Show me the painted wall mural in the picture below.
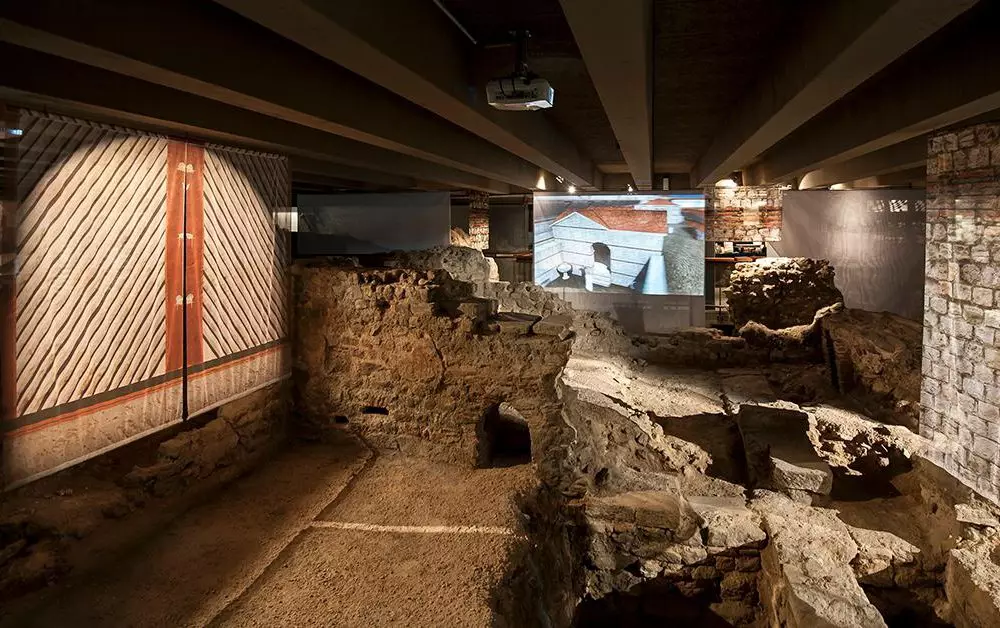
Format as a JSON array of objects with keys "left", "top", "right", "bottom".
[{"left": 1, "top": 110, "right": 290, "bottom": 487}]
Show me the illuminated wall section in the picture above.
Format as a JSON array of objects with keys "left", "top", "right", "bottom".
[{"left": 1, "top": 110, "right": 289, "bottom": 487}]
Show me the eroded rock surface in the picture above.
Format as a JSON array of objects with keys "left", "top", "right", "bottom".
[{"left": 820, "top": 307, "right": 922, "bottom": 431}]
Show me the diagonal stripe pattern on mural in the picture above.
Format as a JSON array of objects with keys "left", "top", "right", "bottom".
[
  {"left": 201, "top": 146, "right": 288, "bottom": 361},
  {"left": 14, "top": 113, "right": 169, "bottom": 416}
]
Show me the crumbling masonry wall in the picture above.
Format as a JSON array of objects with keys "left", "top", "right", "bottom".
[
  {"left": 921, "top": 120, "right": 1000, "bottom": 504},
  {"left": 292, "top": 263, "right": 571, "bottom": 466}
]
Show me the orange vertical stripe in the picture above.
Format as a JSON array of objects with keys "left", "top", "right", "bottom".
[
  {"left": 185, "top": 144, "right": 205, "bottom": 366},
  {"left": 164, "top": 141, "right": 186, "bottom": 371}
]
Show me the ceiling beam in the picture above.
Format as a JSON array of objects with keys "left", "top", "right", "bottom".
[
  {"left": 0, "top": 45, "right": 510, "bottom": 194},
  {"left": 0, "top": 0, "right": 538, "bottom": 189},
  {"left": 848, "top": 166, "right": 926, "bottom": 189},
  {"left": 212, "top": 0, "right": 595, "bottom": 188},
  {"left": 560, "top": 0, "right": 653, "bottom": 190},
  {"left": 749, "top": 0, "right": 1000, "bottom": 184},
  {"left": 692, "top": 0, "right": 978, "bottom": 187},
  {"left": 290, "top": 158, "right": 417, "bottom": 191},
  {"left": 796, "top": 137, "right": 926, "bottom": 189}
]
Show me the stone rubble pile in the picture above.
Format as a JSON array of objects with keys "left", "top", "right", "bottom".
[{"left": 725, "top": 257, "right": 844, "bottom": 330}]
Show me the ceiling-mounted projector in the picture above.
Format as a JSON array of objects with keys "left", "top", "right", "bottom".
[
  {"left": 486, "top": 30, "right": 554, "bottom": 111},
  {"left": 486, "top": 76, "right": 554, "bottom": 110}
]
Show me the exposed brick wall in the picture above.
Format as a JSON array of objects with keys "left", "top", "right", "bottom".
[
  {"left": 705, "top": 186, "right": 783, "bottom": 242},
  {"left": 921, "top": 121, "right": 1000, "bottom": 504},
  {"left": 467, "top": 210, "right": 489, "bottom": 250}
]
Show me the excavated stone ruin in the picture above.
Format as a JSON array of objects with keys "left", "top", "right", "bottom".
[
  {"left": 5, "top": 249, "right": 997, "bottom": 627},
  {"left": 725, "top": 257, "right": 844, "bottom": 330},
  {"left": 283, "top": 251, "right": 1000, "bottom": 628}
]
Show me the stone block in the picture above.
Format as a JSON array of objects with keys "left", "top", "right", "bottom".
[
  {"left": 688, "top": 496, "right": 767, "bottom": 549},
  {"left": 754, "top": 492, "right": 886, "bottom": 628},
  {"left": 848, "top": 526, "right": 920, "bottom": 587},
  {"left": 737, "top": 406, "right": 832, "bottom": 497},
  {"left": 531, "top": 313, "right": 574, "bottom": 339},
  {"left": 946, "top": 546, "right": 1000, "bottom": 628},
  {"left": 584, "top": 490, "right": 702, "bottom": 540},
  {"left": 494, "top": 312, "right": 539, "bottom": 335}
]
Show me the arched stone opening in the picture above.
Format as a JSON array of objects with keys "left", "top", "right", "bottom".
[{"left": 477, "top": 402, "right": 531, "bottom": 468}]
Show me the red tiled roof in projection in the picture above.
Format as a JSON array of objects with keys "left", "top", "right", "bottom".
[{"left": 553, "top": 207, "right": 669, "bottom": 234}]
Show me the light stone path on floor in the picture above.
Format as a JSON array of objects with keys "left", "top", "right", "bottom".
[{"left": 0, "top": 439, "right": 535, "bottom": 628}]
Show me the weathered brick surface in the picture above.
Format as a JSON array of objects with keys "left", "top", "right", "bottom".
[
  {"left": 922, "top": 121, "right": 1000, "bottom": 504},
  {"left": 705, "top": 186, "right": 784, "bottom": 242}
]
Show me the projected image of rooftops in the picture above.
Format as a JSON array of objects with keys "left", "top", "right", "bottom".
[{"left": 534, "top": 193, "right": 705, "bottom": 296}]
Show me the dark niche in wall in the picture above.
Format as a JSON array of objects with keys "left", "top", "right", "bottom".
[{"left": 477, "top": 403, "right": 531, "bottom": 468}]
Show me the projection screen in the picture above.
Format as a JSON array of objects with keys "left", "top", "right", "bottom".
[{"left": 534, "top": 192, "right": 706, "bottom": 332}]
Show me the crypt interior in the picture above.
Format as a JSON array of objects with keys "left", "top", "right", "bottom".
[{"left": 2, "top": 1, "right": 1000, "bottom": 626}]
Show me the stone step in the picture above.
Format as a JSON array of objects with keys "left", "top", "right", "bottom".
[{"left": 736, "top": 405, "right": 833, "bottom": 499}]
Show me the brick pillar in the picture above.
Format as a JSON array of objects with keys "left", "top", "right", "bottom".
[
  {"left": 921, "top": 121, "right": 1000, "bottom": 503},
  {"left": 467, "top": 191, "right": 489, "bottom": 250}
]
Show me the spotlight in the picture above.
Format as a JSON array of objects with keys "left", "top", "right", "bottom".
[
  {"left": 567, "top": 184, "right": 576, "bottom": 194},
  {"left": 536, "top": 172, "right": 547, "bottom": 190},
  {"left": 626, "top": 184, "right": 634, "bottom": 193},
  {"left": 714, "top": 178, "right": 738, "bottom": 189}
]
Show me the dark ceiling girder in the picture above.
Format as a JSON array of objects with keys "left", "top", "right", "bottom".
[
  {"left": 848, "top": 166, "right": 927, "bottom": 189},
  {"left": 749, "top": 1, "right": 1000, "bottom": 185},
  {"left": 796, "top": 137, "right": 926, "bottom": 189},
  {"left": 212, "top": 0, "right": 595, "bottom": 189},
  {"left": 0, "top": 45, "right": 511, "bottom": 194},
  {"left": 560, "top": 0, "right": 653, "bottom": 190},
  {"left": 0, "top": 1, "right": 538, "bottom": 189},
  {"left": 290, "top": 158, "right": 418, "bottom": 192},
  {"left": 692, "top": 0, "right": 978, "bottom": 187}
]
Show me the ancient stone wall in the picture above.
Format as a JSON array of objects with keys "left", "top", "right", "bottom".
[
  {"left": 124, "top": 383, "right": 288, "bottom": 496},
  {"left": 921, "top": 120, "right": 1000, "bottom": 505},
  {"left": 482, "top": 281, "right": 573, "bottom": 318},
  {"left": 292, "top": 262, "right": 572, "bottom": 466},
  {"left": 383, "top": 245, "right": 497, "bottom": 291},
  {"left": 725, "top": 257, "right": 844, "bottom": 330}
]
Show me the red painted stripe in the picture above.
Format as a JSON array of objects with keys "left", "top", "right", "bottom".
[
  {"left": 164, "top": 140, "right": 187, "bottom": 372},
  {"left": 185, "top": 144, "right": 205, "bottom": 366}
]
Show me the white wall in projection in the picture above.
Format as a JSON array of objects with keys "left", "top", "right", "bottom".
[{"left": 534, "top": 193, "right": 706, "bottom": 331}]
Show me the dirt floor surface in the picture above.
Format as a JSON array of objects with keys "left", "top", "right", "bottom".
[{"left": 1, "top": 443, "right": 533, "bottom": 628}]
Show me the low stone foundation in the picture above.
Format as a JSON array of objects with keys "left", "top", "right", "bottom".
[{"left": 0, "top": 383, "right": 287, "bottom": 599}]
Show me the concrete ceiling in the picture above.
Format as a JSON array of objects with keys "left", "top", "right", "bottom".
[{"left": 0, "top": 0, "right": 993, "bottom": 193}]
